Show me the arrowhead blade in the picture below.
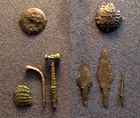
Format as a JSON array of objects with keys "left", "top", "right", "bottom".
[
  {"left": 98, "top": 49, "right": 113, "bottom": 106},
  {"left": 76, "top": 60, "right": 92, "bottom": 106},
  {"left": 120, "top": 73, "right": 123, "bottom": 105}
]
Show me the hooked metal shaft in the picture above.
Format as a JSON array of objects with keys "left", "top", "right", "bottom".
[{"left": 26, "top": 65, "right": 46, "bottom": 107}]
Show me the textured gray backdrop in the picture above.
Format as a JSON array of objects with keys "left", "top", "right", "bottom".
[
  {"left": 0, "top": 0, "right": 69, "bottom": 118},
  {"left": 0, "top": 0, "right": 140, "bottom": 118},
  {"left": 70, "top": 0, "right": 140, "bottom": 118}
]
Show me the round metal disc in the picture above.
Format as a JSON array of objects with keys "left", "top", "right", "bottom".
[{"left": 20, "top": 8, "right": 47, "bottom": 34}]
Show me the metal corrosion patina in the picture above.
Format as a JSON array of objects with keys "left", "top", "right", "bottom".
[
  {"left": 76, "top": 60, "right": 92, "bottom": 106},
  {"left": 20, "top": 8, "right": 47, "bottom": 34},
  {"left": 14, "top": 85, "right": 32, "bottom": 107},
  {"left": 95, "top": 3, "right": 122, "bottom": 32},
  {"left": 120, "top": 73, "right": 123, "bottom": 105},
  {"left": 45, "top": 53, "right": 60, "bottom": 108},
  {"left": 26, "top": 65, "right": 46, "bottom": 107},
  {"left": 98, "top": 49, "right": 113, "bottom": 106}
]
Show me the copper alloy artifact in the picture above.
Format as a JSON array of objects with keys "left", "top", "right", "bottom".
[
  {"left": 45, "top": 53, "right": 60, "bottom": 108},
  {"left": 95, "top": 3, "right": 122, "bottom": 32},
  {"left": 76, "top": 60, "right": 92, "bottom": 106},
  {"left": 98, "top": 49, "right": 113, "bottom": 106},
  {"left": 120, "top": 73, "right": 123, "bottom": 105},
  {"left": 20, "top": 8, "right": 47, "bottom": 34},
  {"left": 14, "top": 85, "right": 32, "bottom": 107},
  {"left": 26, "top": 65, "right": 46, "bottom": 107}
]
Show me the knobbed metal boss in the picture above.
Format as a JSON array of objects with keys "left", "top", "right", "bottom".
[
  {"left": 20, "top": 8, "right": 47, "bottom": 34},
  {"left": 45, "top": 53, "right": 60, "bottom": 108},
  {"left": 95, "top": 3, "right": 122, "bottom": 32},
  {"left": 13, "top": 85, "right": 33, "bottom": 107}
]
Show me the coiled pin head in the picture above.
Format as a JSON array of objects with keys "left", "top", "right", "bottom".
[{"left": 45, "top": 53, "right": 60, "bottom": 60}]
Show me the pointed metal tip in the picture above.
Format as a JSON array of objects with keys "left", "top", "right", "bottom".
[
  {"left": 104, "top": 48, "right": 107, "bottom": 52},
  {"left": 83, "top": 101, "right": 87, "bottom": 106},
  {"left": 121, "top": 73, "right": 124, "bottom": 80},
  {"left": 102, "top": 49, "right": 108, "bottom": 55},
  {"left": 82, "top": 60, "right": 86, "bottom": 63},
  {"left": 101, "top": 49, "right": 109, "bottom": 61},
  {"left": 104, "top": 103, "right": 107, "bottom": 107},
  {"left": 80, "top": 60, "right": 87, "bottom": 67}
]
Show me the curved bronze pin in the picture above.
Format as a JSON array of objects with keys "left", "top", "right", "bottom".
[
  {"left": 26, "top": 65, "right": 45, "bottom": 107},
  {"left": 45, "top": 53, "right": 60, "bottom": 108},
  {"left": 98, "top": 49, "right": 113, "bottom": 106}
]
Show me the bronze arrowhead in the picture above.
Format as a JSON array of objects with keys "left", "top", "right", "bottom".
[
  {"left": 98, "top": 49, "right": 113, "bottom": 106},
  {"left": 76, "top": 60, "right": 92, "bottom": 106},
  {"left": 120, "top": 73, "right": 124, "bottom": 105}
]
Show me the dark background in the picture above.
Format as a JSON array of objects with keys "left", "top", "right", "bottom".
[
  {"left": 70, "top": 0, "right": 140, "bottom": 118},
  {"left": 0, "top": 0, "right": 70, "bottom": 118}
]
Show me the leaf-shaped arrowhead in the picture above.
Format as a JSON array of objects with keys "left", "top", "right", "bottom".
[
  {"left": 76, "top": 60, "right": 92, "bottom": 106},
  {"left": 98, "top": 49, "right": 113, "bottom": 88},
  {"left": 98, "top": 49, "right": 113, "bottom": 106}
]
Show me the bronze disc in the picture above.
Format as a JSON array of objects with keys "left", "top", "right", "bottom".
[{"left": 20, "top": 8, "right": 47, "bottom": 34}]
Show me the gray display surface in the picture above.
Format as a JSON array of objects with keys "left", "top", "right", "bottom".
[
  {"left": 0, "top": 0, "right": 70, "bottom": 118},
  {"left": 0, "top": 0, "right": 140, "bottom": 118},
  {"left": 70, "top": 0, "right": 140, "bottom": 118}
]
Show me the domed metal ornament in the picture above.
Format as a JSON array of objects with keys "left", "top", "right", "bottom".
[
  {"left": 95, "top": 3, "right": 122, "bottom": 32},
  {"left": 13, "top": 85, "right": 33, "bottom": 107},
  {"left": 20, "top": 8, "right": 47, "bottom": 34}
]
